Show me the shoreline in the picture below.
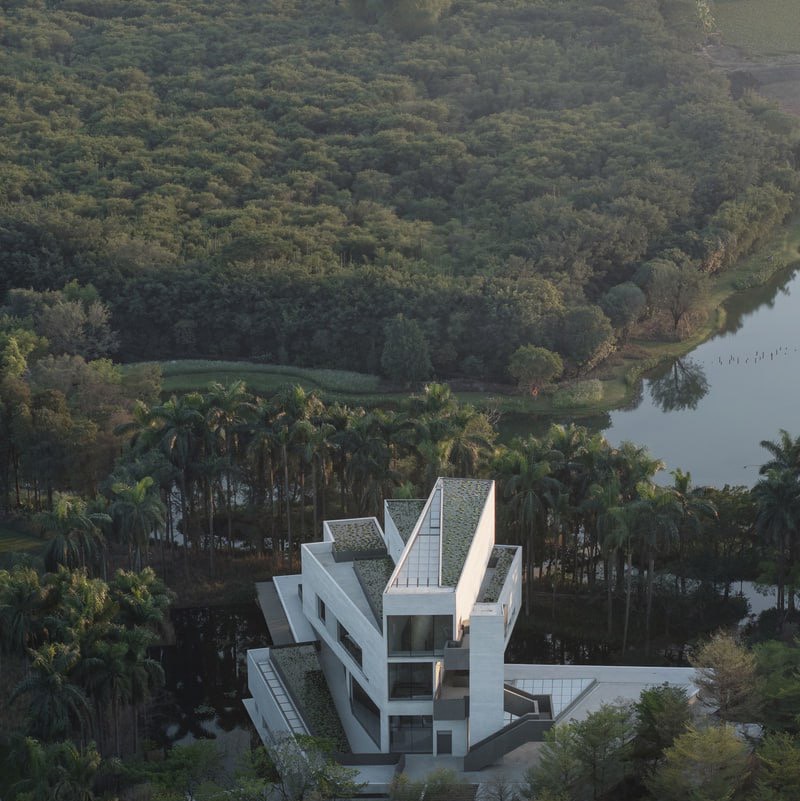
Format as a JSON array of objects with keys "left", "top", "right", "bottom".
[{"left": 130, "top": 213, "right": 800, "bottom": 420}]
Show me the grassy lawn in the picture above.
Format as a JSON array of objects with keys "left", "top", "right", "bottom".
[
  {"left": 714, "top": 0, "right": 800, "bottom": 55},
  {"left": 0, "top": 523, "right": 44, "bottom": 555}
]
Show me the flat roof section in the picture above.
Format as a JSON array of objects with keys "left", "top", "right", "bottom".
[{"left": 307, "top": 543, "right": 381, "bottom": 630}]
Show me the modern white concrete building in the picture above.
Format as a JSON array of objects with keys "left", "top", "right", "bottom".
[{"left": 246, "top": 478, "right": 695, "bottom": 771}]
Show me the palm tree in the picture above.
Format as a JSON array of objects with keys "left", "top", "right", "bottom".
[
  {"left": 148, "top": 394, "right": 204, "bottom": 550},
  {"left": 37, "top": 493, "right": 109, "bottom": 574},
  {"left": 110, "top": 567, "right": 172, "bottom": 633},
  {"left": 499, "top": 437, "right": 561, "bottom": 614},
  {"left": 77, "top": 637, "right": 132, "bottom": 756},
  {"left": 630, "top": 482, "right": 681, "bottom": 655},
  {"left": 670, "top": 469, "right": 716, "bottom": 596},
  {"left": 586, "top": 477, "right": 628, "bottom": 636},
  {"left": 759, "top": 429, "right": 800, "bottom": 475},
  {"left": 0, "top": 565, "right": 44, "bottom": 658},
  {"left": 110, "top": 477, "right": 166, "bottom": 570},
  {"left": 50, "top": 740, "right": 101, "bottom": 801},
  {"left": 204, "top": 381, "right": 254, "bottom": 551},
  {"left": 753, "top": 467, "right": 800, "bottom": 616},
  {"left": 11, "top": 642, "right": 92, "bottom": 742},
  {"left": 121, "top": 625, "right": 165, "bottom": 754}
]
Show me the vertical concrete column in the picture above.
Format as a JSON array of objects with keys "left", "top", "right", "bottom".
[{"left": 468, "top": 608, "right": 505, "bottom": 745}]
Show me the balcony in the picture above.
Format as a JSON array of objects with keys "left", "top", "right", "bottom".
[
  {"left": 433, "top": 671, "right": 469, "bottom": 720},
  {"left": 442, "top": 629, "right": 470, "bottom": 671}
]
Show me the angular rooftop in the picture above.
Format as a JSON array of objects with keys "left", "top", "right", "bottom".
[{"left": 389, "top": 477, "right": 493, "bottom": 590}]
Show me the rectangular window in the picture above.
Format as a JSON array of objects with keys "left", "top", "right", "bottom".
[
  {"left": 338, "top": 622, "right": 363, "bottom": 668},
  {"left": 387, "top": 615, "right": 452, "bottom": 656},
  {"left": 389, "top": 715, "right": 433, "bottom": 753},
  {"left": 388, "top": 662, "right": 433, "bottom": 699},
  {"left": 317, "top": 596, "right": 326, "bottom": 623},
  {"left": 351, "top": 677, "right": 380, "bottom": 745}
]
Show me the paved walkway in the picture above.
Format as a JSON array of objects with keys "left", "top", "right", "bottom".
[{"left": 255, "top": 580, "right": 294, "bottom": 646}]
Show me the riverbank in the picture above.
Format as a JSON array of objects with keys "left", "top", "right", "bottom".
[{"left": 130, "top": 213, "right": 800, "bottom": 420}]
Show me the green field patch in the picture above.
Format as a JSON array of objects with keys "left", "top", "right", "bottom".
[
  {"left": 0, "top": 524, "right": 44, "bottom": 554},
  {"left": 714, "top": 0, "right": 800, "bottom": 55}
]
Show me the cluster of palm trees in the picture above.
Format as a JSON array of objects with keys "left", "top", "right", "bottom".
[
  {"left": 28, "top": 378, "right": 796, "bottom": 644},
  {"left": 494, "top": 426, "right": 718, "bottom": 652},
  {"left": 0, "top": 564, "right": 171, "bottom": 780},
  {"left": 109, "top": 381, "right": 494, "bottom": 572}
]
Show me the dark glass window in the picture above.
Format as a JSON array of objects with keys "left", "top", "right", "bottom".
[
  {"left": 317, "top": 596, "right": 326, "bottom": 623},
  {"left": 351, "top": 677, "right": 380, "bottom": 745},
  {"left": 388, "top": 663, "right": 433, "bottom": 699},
  {"left": 387, "top": 615, "right": 452, "bottom": 656},
  {"left": 389, "top": 715, "right": 433, "bottom": 753},
  {"left": 338, "top": 622, "right": 363, "bottom": 667}
]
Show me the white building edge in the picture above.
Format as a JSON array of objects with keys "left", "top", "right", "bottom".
[{"left": 246, "top": 478, "right": 696, "bottom": 772}]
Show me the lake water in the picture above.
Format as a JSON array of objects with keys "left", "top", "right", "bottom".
[
  {"left": 148, "top": 605, "right": 270, "bottom": 761},
  {"left": 502, "top": 266, "right": 800, "bottom": 488},
  {"left": 604, "top": 266, "right": 800, "bottom": 487}
]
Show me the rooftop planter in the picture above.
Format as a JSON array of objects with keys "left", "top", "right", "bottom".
[
  {"left": 385, "top": 499, "right": 426, "bottom": 542},
  {"left": 270, "top": 644, "right": 349, "bottom": 751},
  {"left": 353, "top": 556, "right": 394, "bottom": 625},
  {"left": 328, "top": 519, "right": 386, "bottom": 562},
  {"left": 440, "top": 479, "right": 492, "bottom": 587},
  {"left": 483, "top": 546, "right": 515, "bottom": 602}
]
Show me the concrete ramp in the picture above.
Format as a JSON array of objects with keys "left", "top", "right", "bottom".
[{"left": 256, "top": 580, "right": 294, "bottom": 646}]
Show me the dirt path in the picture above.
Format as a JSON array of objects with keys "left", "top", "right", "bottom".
[{"left": 704, "top": 43, "right": 800, "bottom": 117}]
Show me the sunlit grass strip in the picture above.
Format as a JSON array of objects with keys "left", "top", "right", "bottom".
[
  {"left": 353, "top": 557, "right": 394, "bottom": 623},
  {"left": 0, "top": 525, "right": 43, "bottom": 554},
  {"left": 440, "top": 479, "right": 493, "bottom": 587},
  {"left": 133, "top": 359, "right": 382, "bottom": 394},
  {"left": 714, "top": 0, "right": 800, "bottom": 55}
]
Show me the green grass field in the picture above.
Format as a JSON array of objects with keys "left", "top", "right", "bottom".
[
  {"left": 714, "top": 0, "right": 800, "bottom": 55},
  {"left": 0, "top": 523, "right": 44, "bottom": 554},
  {"left": 146, "top": 360, "right": 382, "bottom": 396}
]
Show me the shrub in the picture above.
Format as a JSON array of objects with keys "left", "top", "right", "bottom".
[{"left": 552, "top": 380, "right": 603, "bottom": 408}]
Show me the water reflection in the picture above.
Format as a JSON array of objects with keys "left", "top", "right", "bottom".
[
  {"left": 648, "top": 358, "right": 709, "bottom": 412},
  {"left": 148, "top": 605, "right": 270, "bottom": 749}
]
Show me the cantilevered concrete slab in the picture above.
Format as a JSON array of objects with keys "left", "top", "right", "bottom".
[{"left": 255, "top": 580, "right": 294, "bottom": 646}]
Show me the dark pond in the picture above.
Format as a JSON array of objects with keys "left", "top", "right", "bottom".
[
  {"left": 148, "top": 604, "right": 270, "bottom": 753},
  {"left": 501, "top": 265, "right": 800, "bottom": 488}
]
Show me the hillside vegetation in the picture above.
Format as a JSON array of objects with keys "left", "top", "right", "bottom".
[{"left": 1, "top": 0, "right": 798, "bottom": 381}]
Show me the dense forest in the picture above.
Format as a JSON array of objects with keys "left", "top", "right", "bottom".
[{"left": 1, "top": 0, "right": 798, "bottom": 380}]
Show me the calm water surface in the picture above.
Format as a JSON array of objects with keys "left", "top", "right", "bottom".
[
  {"left": 149, "top": 605, "right": 270, "bottom": 755},
  {"left": 503, "top": 266, "right": 800, "bottom": 488},
  {"left": 604, "top": 267, "right": 800, "bottom": 487}
]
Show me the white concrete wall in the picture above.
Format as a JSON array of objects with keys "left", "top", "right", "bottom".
[
  {"left": 454, "top": 482, "right": 496, "bottom": 631},
  {"left": 468, "top": 608, "right": 506, "bottom": 745},
  {"left": 247, "top": 648, "right": 299, "bottom": 741},
  {"left": 317, "top": 641, "right": 381, "bottom": 753},
  {"left": 433, "top": 719, "right": 468, "bottom": 757},
  {"left": 383, "top": 502, "right": 408, "bottom": 564},
  {"left": 497, "top": 546, "right": 522, "bottom": 647},
  {"left": 301, "top": 543, "right": 387, "bottom": 703},
  {"left": 382, "top": 588, "right": 455, "bottom": 619}
]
